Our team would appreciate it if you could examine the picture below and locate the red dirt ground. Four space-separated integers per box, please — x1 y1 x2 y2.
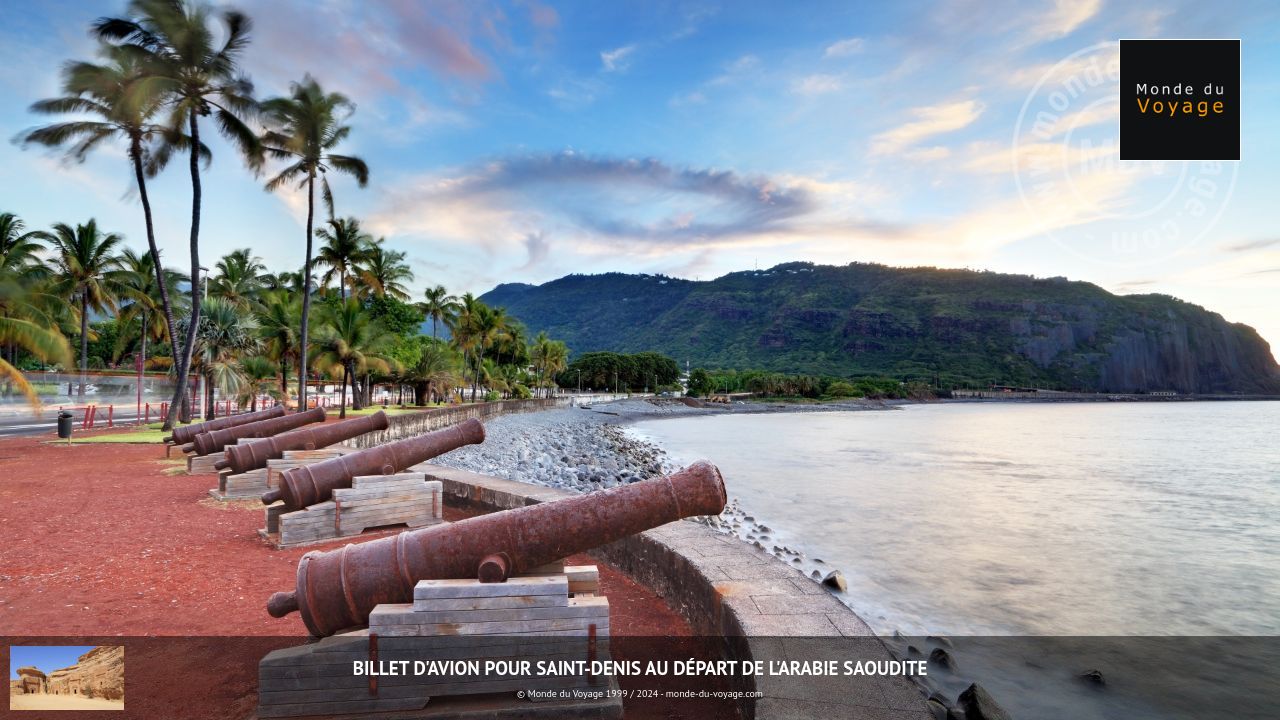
0 427 735 719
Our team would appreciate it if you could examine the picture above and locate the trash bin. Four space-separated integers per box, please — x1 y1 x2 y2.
57 411 74 439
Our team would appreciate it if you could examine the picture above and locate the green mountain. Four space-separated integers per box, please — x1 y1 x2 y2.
480 262 1280 394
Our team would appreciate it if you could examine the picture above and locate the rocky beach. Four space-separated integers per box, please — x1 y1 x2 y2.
434 397 890 587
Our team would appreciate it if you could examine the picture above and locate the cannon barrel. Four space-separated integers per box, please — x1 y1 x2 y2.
267 460 726 636
214 411 391 473
261 418 486 509
164 405 285 444
184 407 327 456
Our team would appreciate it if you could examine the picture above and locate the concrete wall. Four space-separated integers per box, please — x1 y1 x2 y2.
416 463 931 720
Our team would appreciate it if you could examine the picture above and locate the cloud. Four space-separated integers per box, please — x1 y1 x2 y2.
600 45 636 72
791 74 842 96
870 99 985 155
519 231 551 270
1031 0 1103 41
824 37 864 58
1221 238 1280 253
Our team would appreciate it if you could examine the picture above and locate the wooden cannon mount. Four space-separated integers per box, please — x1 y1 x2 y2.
209 412 391 501
256 419 487 548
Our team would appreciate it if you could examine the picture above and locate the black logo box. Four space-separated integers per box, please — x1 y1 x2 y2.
1120 39 1240 161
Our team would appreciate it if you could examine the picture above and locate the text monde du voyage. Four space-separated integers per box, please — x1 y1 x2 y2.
1135 82 1228 118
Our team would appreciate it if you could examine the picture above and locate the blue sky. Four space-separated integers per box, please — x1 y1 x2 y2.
2 0 1278 352
10 645 99 679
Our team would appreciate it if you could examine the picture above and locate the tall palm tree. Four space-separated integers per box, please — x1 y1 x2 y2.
21 43 203 401
313 217 370 301
210 247 265 308
448 293 483 401
355 238 413 300
113 248 184 372
95 0 261 429
182 296 260 419
259 76 369 411
419 285 457 341
46 220 127 398
256 290 299 400
311 298 389 419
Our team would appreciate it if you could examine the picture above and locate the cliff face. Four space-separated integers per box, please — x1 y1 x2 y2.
46 646 124 700
481 262 1280 394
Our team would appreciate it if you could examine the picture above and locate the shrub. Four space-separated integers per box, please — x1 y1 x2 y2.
826 381 859 398
484 391 500 402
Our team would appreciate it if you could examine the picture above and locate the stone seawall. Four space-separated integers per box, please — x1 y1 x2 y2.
415 462 931 720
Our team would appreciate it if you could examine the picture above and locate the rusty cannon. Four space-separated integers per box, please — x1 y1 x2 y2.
214 410 391 473
164 405 285 445
267 460 726 636
261 418 486 510
184 406 327 456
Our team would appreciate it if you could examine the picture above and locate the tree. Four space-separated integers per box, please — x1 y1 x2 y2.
182 296 260 419
0 276 72 410
313 217 370 301
209 248 265 308
530 332 568 397
687 368 713 397
256 290 299 399
46 220 127 398
311 298 390 419
20 42 198 406
356 238 413 301
0 213 54 372
407 338 461 406
259 76 369 412
237 355 282 411
419 285 457 340
96 0 262 428
113 248 184 372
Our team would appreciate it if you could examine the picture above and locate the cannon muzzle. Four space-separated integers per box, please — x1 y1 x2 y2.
164 405 286 444
268 460 726 636
261 418 485 509
217 411 390 474
186 406 326 456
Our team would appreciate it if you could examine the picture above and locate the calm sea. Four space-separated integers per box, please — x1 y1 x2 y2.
630 402 1280 718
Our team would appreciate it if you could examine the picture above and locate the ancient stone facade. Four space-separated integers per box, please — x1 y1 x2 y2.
12 647 124 700
13 667 47 694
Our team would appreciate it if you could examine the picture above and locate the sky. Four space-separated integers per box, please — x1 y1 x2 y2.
1 0 1278 352
10 645 99 679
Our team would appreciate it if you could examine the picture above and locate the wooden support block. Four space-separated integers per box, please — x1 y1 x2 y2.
371 595 608 626
413 576 569 601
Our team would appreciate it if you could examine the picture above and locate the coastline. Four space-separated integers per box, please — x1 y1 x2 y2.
433 397 883 589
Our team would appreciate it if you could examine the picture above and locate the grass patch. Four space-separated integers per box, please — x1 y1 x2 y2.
343 405 439 416
52 428 169 444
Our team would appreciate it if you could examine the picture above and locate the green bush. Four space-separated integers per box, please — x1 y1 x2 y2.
826 381 859 398
484 390 501 402
511 384 532 399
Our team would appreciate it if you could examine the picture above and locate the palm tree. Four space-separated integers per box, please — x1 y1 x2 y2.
313 217 371 301
237 354 281 411
311 298 389 419
356 238 413 300
210 248 265 308
259 76 369 412
409 339 461 406
419 285 457 341
530 332 569 398
0 213 50 278
21 44 204 403
113 248 184 374
256 290 299 400
448 293 483 401
95 0 261 429
0 213 53 370
0 276 72 411
183 296 260 419
46 220 127 398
